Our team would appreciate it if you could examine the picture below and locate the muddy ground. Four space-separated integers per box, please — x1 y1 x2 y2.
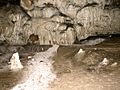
0 35 120 90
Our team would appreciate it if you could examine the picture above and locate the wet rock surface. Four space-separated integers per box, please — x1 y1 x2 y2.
0 0 120 45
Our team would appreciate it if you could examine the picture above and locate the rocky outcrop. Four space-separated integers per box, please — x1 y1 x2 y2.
0 0 120 45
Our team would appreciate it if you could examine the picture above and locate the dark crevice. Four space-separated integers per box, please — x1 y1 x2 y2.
58 22 75 34
58 21 83 34
76 2 99 14
0 0 20 6
73 36 80 44
73 34 120 44
77 23 83 27
21 7 32 19
110 0 120 8
83 2 99 8
104 0 120 9
59 12 69 18
61 22 75 30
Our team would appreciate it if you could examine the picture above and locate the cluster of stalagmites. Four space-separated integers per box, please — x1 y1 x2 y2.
75 48 118 73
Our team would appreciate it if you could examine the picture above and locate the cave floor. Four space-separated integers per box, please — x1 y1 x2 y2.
49 46 120 90
0 35 120 90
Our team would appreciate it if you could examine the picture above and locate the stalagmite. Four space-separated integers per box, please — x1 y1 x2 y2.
11 45 59 90
78 49 85 54
75 48 85 62
100 58 109 66
10 52 23 70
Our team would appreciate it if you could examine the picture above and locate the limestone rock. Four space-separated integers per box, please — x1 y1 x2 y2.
10 52 23 70
0 0 120 45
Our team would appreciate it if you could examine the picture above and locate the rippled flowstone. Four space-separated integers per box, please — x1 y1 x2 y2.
0 0 120 45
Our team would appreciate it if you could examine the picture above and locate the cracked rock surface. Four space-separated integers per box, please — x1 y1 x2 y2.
0 0 120 45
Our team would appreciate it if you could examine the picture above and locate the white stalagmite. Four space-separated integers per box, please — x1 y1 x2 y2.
96 58 110 73
78 49 84 54
11 45 59 90
100 58 109 66
10 52 23 70
97 58 109 70
75 48 85 62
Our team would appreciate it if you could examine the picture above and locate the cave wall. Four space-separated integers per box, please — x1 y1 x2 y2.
0 0 120 45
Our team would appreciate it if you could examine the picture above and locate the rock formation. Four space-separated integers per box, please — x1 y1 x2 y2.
0 0 120 45
10 52 23 70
